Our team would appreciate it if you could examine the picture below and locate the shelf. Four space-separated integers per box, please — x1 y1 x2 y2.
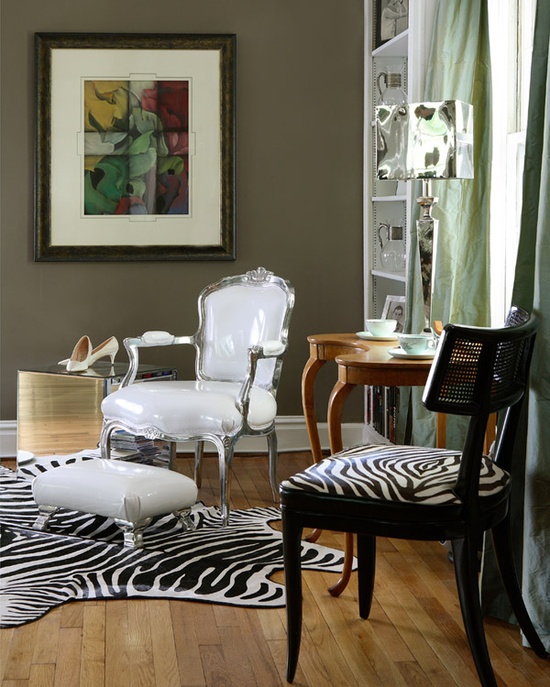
372 195 407 203
371 269 407 283
372 29 408 58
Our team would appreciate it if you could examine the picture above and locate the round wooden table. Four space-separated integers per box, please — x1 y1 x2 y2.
301 333 439 596
301 333 440 465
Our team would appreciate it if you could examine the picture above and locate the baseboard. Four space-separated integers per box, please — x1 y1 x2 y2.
0 421 17 459
0 417 365 459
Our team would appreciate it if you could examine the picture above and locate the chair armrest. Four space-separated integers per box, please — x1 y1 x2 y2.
256 339 287 358
236 340 288 417
120 331 196 387
141 330 176 345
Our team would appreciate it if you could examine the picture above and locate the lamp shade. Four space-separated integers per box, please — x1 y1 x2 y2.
376 100 474 181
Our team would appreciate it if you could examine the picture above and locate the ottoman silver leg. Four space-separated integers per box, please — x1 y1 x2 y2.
114 517 152 549
174 508 196 532
33 505 59 531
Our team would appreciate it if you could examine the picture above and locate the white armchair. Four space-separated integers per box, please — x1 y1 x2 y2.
100 267 295 525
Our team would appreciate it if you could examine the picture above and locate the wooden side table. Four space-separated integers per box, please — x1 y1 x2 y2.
301 334 372 466
301 333 439 596
325 344 436 596
301 333 440 462
327 345 441 455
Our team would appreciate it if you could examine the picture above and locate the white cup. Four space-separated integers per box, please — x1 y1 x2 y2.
365 319 397 337
397 333 435 355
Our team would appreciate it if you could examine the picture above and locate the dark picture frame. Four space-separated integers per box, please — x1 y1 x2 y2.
374 0 409 50
34 33 236 262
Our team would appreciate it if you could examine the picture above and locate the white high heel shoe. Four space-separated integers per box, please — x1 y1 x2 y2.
59 336 119 371
64 335 93 372
88 336 119 365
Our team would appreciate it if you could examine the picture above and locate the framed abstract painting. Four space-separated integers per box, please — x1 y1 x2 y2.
34 33 236 261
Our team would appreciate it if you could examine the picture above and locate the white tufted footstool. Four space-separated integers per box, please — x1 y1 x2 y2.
32 459 198 549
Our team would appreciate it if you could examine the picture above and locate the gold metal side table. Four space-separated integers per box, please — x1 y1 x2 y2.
17 363 176 462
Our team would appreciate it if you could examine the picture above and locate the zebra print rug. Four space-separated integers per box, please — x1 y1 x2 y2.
0 462 348 627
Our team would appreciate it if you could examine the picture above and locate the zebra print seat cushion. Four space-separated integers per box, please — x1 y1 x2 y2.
282 445 510 505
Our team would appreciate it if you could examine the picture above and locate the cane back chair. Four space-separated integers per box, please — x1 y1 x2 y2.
280 307 547 685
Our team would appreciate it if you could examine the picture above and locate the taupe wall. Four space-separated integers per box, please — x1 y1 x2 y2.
0 0 365 422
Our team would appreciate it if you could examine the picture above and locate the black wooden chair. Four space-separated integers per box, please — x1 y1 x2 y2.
280 307 548 686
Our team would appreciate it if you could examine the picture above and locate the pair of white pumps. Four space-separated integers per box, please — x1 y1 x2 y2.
59 335 119 372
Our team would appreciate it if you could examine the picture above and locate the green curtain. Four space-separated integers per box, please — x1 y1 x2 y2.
400 0 492 449
481 0 550 649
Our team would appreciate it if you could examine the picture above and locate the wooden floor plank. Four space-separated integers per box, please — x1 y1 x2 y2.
104 601 130 687
80 604 105 687
31 609 61 666
149 601 181 687
199 644 232 687
28 663 55 687
377 552 481 686
0 629 14 683
2 619 37 682
302 575 386 686
59 602 83 629
169 602 207 687
53 627 81 687
228 607 282 687
126 600 156 687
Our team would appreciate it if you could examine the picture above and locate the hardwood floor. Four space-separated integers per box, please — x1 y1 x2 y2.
1 452 549 687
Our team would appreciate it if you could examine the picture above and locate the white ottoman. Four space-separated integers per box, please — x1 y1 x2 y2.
32 459 198 549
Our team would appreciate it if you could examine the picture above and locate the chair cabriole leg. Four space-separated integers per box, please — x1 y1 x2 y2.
267 429 279 502
218 439 235 526
169 441 177 470
194 441 204 487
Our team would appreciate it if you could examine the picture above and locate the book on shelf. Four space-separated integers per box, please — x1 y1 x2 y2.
366 385 400 443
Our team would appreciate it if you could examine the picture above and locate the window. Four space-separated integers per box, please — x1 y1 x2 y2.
489 0 536 322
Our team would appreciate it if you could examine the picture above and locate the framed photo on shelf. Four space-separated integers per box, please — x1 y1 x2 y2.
374 0 409 50
34 32 236 262
382 295 406 332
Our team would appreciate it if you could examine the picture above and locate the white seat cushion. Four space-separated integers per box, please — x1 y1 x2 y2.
281 444 510 506
32 459 198 523
101 381 277 436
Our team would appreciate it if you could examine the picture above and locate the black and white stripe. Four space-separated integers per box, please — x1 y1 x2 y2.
1 465 347 627
282 444 510 505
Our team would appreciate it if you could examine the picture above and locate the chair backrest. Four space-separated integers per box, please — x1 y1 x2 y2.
194 267 295 390
423 307 536 417
422 307 538 502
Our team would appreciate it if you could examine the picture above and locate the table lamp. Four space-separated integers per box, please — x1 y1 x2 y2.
376 100 474 328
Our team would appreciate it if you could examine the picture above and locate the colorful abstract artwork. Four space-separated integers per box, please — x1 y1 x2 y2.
35 33 235 261
84 80 189 216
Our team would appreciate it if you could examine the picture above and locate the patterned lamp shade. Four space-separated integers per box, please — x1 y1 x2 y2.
376 100 474 181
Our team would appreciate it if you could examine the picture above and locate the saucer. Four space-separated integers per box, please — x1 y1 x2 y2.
388 346 435 360
356 331 398 342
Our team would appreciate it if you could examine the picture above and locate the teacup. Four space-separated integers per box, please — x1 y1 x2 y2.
397 333 435 355
365 319 397 337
